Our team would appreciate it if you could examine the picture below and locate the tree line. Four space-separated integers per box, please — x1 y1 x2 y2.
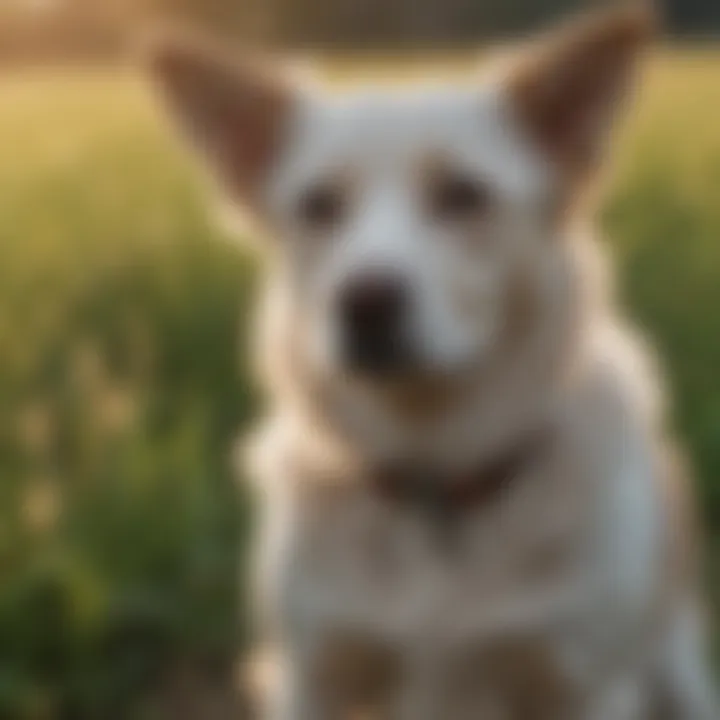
0 0 718 63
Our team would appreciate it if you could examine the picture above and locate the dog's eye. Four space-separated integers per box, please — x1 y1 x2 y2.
297 184 345 227
432 175 491 220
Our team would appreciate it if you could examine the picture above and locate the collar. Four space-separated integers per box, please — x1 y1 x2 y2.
370 424 552 527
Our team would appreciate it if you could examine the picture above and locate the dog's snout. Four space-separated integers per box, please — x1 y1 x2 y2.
340 274 407 331
338 273 411 375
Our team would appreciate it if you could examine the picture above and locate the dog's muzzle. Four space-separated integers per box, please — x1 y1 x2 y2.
337 273 413 376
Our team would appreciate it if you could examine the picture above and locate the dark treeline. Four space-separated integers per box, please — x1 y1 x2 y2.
669 0 720 35
0 0 718 63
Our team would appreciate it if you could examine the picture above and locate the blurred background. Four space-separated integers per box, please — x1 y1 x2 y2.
0 0 719 718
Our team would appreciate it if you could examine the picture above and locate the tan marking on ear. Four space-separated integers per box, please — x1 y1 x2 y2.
508 4 656 180
145 30 294 202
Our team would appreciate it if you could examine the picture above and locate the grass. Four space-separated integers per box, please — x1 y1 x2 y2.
0 69 257 719
0 51 719 717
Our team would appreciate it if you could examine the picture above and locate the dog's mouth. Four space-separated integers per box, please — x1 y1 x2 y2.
339 327 418 380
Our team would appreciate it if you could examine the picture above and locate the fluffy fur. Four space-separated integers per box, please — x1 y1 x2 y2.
148 6 717 718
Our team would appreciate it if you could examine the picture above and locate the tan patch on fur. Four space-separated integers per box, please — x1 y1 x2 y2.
378 373 471 422
660 442 704 589
463 641 579 719
501 259 541 352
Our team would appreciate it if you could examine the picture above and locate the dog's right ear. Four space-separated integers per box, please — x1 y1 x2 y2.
144 32 295 203
507 4 655 183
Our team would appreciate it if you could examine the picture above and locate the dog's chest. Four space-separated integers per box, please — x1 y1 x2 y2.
275 472 593 716
289 465 588 644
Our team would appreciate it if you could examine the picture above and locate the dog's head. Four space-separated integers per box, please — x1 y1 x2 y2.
148 7 653 386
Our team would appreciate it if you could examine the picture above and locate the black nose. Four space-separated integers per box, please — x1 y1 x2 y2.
341 274 407 330
338 274 410 374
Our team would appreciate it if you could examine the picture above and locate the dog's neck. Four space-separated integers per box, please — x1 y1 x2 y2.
259 230 603 475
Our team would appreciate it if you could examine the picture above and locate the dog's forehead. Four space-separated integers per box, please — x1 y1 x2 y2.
272 81 552 201
304 85 491 144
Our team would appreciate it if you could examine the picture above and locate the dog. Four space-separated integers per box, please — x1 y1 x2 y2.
147 5 718 718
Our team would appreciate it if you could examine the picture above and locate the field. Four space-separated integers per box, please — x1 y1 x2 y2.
0 52 719 718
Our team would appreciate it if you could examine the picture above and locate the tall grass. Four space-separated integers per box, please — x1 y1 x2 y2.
0 70 256 719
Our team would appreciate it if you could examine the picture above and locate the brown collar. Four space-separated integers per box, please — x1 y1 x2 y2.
370 426 551 530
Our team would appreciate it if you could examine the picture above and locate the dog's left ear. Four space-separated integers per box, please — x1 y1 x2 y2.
145 32 295 203
507 4 656 181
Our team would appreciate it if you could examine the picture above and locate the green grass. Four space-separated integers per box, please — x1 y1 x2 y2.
0 53 719 717
0 70 257 719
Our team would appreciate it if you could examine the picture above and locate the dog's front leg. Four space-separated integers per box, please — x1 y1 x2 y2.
649 598 719 720
267 641 339 720
578 678 646 720
391 651 444 720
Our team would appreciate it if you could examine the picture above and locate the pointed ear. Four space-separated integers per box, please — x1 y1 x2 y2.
145 32 295 201
507 5 656 180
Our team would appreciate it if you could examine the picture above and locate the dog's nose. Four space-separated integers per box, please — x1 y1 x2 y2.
338 273 410 374
341 274 407 330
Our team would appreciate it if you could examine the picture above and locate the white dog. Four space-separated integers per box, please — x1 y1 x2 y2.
148 6 717 718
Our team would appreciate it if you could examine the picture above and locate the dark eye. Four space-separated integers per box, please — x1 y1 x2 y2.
297 184 345 227
432 175 491 220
